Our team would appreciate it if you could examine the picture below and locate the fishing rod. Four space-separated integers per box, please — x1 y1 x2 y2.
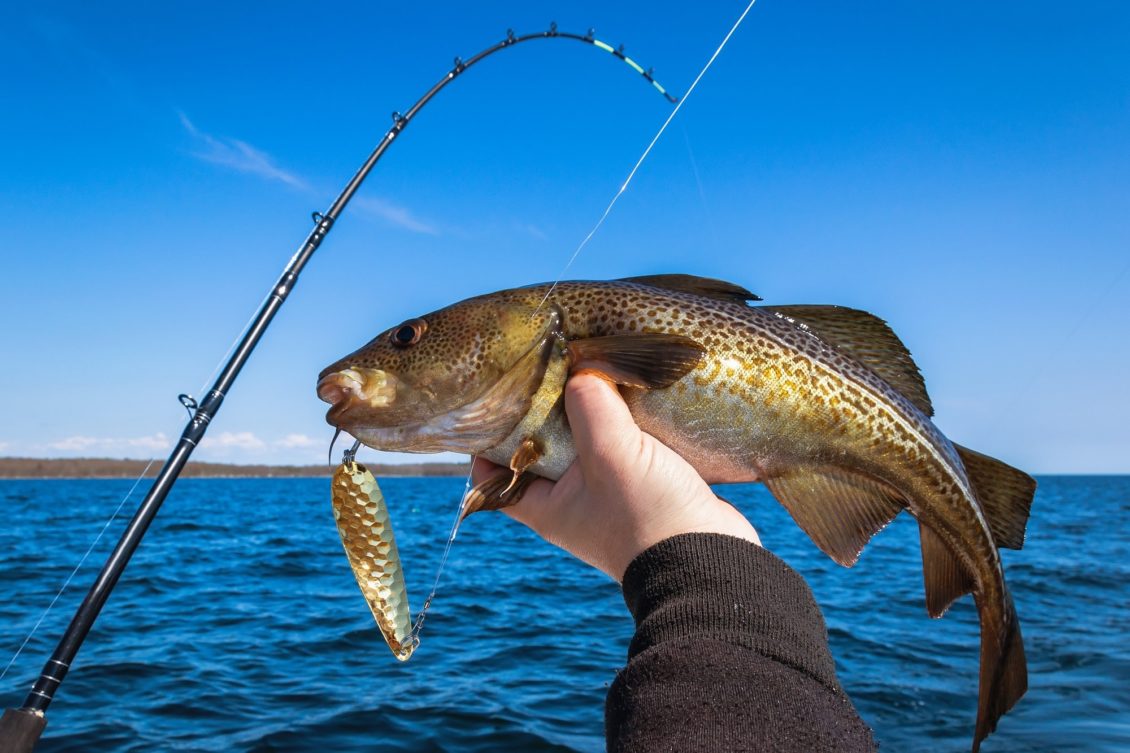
0 24 677 753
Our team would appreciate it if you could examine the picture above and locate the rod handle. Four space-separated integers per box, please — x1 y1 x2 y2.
0 708 46 753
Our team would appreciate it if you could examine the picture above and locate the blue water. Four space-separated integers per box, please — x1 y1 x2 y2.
0 475 1126 752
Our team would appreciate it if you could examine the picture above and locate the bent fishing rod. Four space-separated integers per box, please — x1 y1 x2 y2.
0 24 677 752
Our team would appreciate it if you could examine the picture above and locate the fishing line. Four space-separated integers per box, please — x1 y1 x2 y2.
193 271 284 400
1 269 285 683
680 122 721 248
1 11 738 681
0 460 156 682
2 28 691 738
1 274 284 679
402 459 477 646
533 0 759 315
387 0 761 647
0 253 282 681
343 454 477 654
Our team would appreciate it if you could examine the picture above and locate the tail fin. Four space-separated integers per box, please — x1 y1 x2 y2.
972 594 1028 752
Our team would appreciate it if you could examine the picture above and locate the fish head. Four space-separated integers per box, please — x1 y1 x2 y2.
318 295 562 454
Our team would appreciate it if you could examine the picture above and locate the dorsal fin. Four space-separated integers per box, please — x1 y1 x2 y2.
954 444 1037 550
768 305 933 417
764 466 904 567
919 522 975 617
618 274 761 304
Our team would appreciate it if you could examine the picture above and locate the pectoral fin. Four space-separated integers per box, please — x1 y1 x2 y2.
764 468 904 567
954 443 1036 550
919 523 975 618
568 334 705 388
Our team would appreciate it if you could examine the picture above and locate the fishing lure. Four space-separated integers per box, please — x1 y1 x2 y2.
331 458 417 661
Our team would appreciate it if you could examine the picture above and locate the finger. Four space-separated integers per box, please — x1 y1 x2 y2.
469 456 504 485
564 373 640 467
499 474 557 532
469 456 557 532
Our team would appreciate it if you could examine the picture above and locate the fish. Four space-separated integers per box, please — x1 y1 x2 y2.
316 274 1035 751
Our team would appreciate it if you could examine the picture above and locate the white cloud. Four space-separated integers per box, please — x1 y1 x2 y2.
50 436 101 452
273 433 320 449
46 433 171 454
176 113 438 237
131 433 172 450
204 431 266 450
179 112 306 189
351 196 440 235
18 430 465 467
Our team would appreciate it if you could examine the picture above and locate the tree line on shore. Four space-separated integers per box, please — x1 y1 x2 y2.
0 457 471 479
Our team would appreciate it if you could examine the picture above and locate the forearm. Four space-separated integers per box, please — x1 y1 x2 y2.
605 533 875 752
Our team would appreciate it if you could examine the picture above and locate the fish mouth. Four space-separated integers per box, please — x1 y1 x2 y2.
317 368 400 425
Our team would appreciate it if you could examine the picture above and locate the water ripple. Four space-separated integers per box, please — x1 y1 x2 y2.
0 475 1126 751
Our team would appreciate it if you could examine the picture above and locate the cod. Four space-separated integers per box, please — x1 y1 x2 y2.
317 274 1035 752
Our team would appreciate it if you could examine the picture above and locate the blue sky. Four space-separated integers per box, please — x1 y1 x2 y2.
1 1 1126 472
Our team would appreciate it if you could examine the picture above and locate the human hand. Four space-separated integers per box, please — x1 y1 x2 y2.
470 372 760 581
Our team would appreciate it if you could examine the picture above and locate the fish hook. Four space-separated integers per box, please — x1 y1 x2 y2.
327 428 362 469
343 439 361 466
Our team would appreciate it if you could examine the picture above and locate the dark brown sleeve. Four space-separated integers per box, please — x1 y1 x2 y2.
605 533 876 753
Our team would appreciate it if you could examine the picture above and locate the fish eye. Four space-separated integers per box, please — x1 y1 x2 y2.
389 318 426 348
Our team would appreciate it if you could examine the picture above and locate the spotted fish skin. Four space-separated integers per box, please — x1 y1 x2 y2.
331 461 415 661
317 275 1034 750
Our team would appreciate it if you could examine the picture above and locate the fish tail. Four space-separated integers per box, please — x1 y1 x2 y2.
972 592 1027 752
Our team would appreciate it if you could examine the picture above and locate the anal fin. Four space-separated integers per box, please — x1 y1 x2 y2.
764 468 904 567
954 443 1036 550
919 523 975 618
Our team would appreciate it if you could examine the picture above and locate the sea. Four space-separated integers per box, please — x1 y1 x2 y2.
0 475 1126 752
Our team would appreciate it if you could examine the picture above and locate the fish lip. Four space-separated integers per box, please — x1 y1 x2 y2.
318 368 400 428
317 370 358 399
324 395 357 426
317 369 364 413
321 395 358 429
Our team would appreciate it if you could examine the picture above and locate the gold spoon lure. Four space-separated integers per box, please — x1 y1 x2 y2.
331 444 416 661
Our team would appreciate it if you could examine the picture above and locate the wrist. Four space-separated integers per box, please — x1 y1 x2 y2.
614 493 760 581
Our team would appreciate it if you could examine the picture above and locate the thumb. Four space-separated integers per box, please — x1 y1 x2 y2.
564 373 640 468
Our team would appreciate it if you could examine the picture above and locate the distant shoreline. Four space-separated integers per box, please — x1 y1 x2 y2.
3 458 1120 480
0 457 470 479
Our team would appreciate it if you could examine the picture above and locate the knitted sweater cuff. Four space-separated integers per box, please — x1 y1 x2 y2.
620 532 843 693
